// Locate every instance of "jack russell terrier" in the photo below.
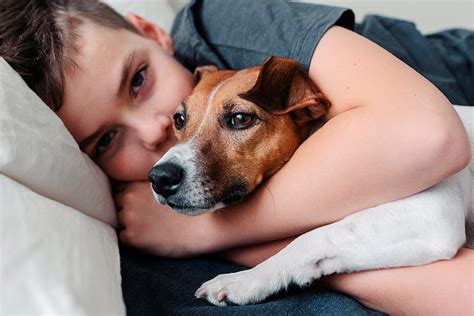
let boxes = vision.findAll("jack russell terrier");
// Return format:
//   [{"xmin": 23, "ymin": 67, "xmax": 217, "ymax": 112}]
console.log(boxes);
[{"xmin": 148, "ymin": 56, "xmax": 473, "ymax": 306}]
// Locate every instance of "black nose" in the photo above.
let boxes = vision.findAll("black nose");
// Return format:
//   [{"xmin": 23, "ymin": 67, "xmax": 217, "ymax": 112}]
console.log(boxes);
[{"xmin": 148, "ymin": 163, "xmax": 183, "ymax": 198}]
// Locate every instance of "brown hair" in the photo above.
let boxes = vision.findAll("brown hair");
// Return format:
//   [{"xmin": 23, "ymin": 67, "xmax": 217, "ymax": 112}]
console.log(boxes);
[{"xmin": 0, "ymin": 0, "xmax": 137, "ymax": 111}]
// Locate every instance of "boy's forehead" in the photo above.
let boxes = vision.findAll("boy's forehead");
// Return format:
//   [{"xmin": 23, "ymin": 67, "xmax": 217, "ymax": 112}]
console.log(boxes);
[
  {"xmin": 73, "ymin": 21, "xmax": 139, "ymax": 72},
  {"xmin": 64, "ymin": 20, "xmax": 152, "ymax": 102}
]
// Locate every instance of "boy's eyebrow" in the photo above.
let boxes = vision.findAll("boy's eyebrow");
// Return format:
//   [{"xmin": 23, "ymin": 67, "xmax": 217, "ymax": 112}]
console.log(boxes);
[{"xmin": 117, "ymin": 50, "xmax": 138, "ymax": 96}]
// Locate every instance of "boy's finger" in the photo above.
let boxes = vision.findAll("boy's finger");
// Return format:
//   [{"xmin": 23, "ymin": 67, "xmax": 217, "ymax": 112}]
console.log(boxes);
[
  {"xmin": 114, "ymin": 193, "xmax": 123, "ymax": 209},
  {"xmin": 118, "ymin": 229, "xmax": 128, "ymax": 245},
  {"xmin": 119, "ymin": 228, "xmax": 134, "ymax": 246},
  {"xmin": 111, "ymin": 180, "xmax": 128, "ymax": 194},
  {"xmin": 117, "ymin": 210, "xmax": 126, "ymax": 226}
]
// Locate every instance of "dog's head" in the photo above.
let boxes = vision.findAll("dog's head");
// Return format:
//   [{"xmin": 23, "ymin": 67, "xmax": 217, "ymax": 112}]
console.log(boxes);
[{"xmin": 149, "ymin": 56, "xmax": 330, "ymax": 215}]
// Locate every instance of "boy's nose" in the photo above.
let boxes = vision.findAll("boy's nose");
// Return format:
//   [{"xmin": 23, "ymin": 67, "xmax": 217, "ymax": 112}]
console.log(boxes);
[
  {"xmin": 139, "ymin": 115, "xmax": 173, "ymax": 150},
  {"xmin": 148, "ymin": 163, "xmax": 183, "ymax": 198}
]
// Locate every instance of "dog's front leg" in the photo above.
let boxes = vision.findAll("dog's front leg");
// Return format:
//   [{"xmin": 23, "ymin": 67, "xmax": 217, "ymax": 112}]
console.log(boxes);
[{"xmin": 196, "ymin": 169, "xmax": 470, "ymax": 306}]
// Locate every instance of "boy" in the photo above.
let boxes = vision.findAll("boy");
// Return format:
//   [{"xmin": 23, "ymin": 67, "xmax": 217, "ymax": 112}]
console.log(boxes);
[{"xmin": 1, "ymin": 0, "xmax": 472, "ymax": 314}]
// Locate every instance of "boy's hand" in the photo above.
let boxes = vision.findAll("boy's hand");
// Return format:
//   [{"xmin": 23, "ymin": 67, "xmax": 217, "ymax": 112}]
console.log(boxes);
[{"xmin": 114, "ymin": 181, "xmax": 212, "ymax": 257}]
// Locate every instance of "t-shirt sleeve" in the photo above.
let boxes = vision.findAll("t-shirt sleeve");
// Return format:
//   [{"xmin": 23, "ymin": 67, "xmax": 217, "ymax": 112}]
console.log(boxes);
[{"xmin": 171, "ymin": 0, "xmax": 354, "ymax": 72}]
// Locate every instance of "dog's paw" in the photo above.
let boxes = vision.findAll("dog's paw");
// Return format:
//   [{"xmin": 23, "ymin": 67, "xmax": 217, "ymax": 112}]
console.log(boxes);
[{"xmin": 195, "ymin": 270, "xmax": 277, "ymax": 306}]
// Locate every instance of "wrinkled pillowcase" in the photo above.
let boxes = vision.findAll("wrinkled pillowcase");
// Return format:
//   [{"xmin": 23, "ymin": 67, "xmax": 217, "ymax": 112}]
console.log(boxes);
[
  {"xmin": 0, "ymin": 57, "xmax": 125, "ymax": 314},
  {"xmin": 0, "ymin": 58, "xmax": 116, "ymax": 226}
]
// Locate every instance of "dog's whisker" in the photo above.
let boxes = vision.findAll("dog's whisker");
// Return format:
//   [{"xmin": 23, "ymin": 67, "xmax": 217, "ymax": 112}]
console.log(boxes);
[{"xmin": 261, "ymin": 182, "xmax": 276, "ymax": 216}]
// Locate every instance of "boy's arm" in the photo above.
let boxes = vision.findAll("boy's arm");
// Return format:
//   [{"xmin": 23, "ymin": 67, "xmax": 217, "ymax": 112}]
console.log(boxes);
[
  {"xmin": 117, "ymin": 27, "xmax": 469, "ymax": 256},
  {"xmin": 326, "ymin": 247, "xmax": 474, "ymax": 315},
  {"xmin": 198, "ymin": 26, "xmax": 470, "ymax": 252},
  {"xmin": 223, "ymin": 240, "xmax": 474, "ymax": 315}
]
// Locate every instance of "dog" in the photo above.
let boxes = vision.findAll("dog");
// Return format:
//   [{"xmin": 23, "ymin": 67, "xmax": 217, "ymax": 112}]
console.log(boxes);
[{"xmin": 148, "ymin": 56, "xmax": 472, "ymax": 306}]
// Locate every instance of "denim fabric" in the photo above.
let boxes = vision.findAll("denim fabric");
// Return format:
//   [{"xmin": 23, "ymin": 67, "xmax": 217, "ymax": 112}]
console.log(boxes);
[{"xmin": 120, "ymin": 246, "xmax": 385, "ymax": 315}]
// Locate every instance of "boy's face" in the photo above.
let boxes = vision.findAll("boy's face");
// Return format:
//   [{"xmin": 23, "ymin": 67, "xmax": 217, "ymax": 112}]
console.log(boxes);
[{"xmin": 58, "ymin": 20, "xmax": 195, "ymax": 181}]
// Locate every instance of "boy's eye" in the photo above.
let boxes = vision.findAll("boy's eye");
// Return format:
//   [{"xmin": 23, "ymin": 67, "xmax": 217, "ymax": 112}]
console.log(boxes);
[
  {"xmin": 95, "ymin": 130, "xmax": 117, "ymax": 157},
  {"xmin": 131, "ymin": 66, "xmax": 147, "ymax": 95}
]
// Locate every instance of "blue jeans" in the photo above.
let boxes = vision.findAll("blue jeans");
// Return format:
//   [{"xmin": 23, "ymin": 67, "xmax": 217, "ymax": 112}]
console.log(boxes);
[{"xmin": 120, "ymin": 246, "xmax": 385, "ymax": 315}]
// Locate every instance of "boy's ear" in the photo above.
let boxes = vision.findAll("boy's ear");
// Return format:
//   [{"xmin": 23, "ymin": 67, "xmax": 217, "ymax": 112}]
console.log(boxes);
[{"xmin": 127, "ymin": 13, "xmax": 174, "ymax": 55}]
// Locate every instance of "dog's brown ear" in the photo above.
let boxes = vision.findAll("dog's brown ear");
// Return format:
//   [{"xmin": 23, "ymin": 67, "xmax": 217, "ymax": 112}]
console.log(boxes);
[
  {"xmin": 239, "ymin": 56, "xmax": 330, "ymax": 125},
  {"xmin": 194, "ymin": 65, "xmax": 219, "ymax": 82}
]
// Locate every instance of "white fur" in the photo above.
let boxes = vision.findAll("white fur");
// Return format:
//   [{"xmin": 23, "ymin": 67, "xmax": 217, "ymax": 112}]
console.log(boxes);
[
  {"xmin": 151, "ymin": 141, "xmax": 227, "ymax": 215},
  {"xmin": 196, "ymin": 167, "xmax": 473, "ymax": 306}
]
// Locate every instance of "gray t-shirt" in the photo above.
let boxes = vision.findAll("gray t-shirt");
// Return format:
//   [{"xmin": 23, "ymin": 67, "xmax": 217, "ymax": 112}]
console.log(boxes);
[
  {"xmin": 170, "ymin": 0, "xmax": 354, "ymax": 72},
  {"xmin": 171, "ymin": 0, "xmax": 473, "ymax": 105}
]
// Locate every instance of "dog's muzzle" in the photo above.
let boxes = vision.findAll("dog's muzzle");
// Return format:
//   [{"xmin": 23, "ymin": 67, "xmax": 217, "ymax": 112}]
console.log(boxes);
[
  {"xmin": 148, "ymin": 142, "xmax": 250, "ymax": 215},
  {"xmin": 148, "ymin": 143, "xmax": 225, "ymax": 215}
]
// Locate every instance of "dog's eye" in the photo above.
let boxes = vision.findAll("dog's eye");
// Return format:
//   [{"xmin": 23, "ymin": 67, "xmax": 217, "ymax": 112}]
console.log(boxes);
[
  {"xmin": 173, "ymin": 112, "xmax": 186, "ymax": 130},
  {"xmin": 228, "ymin": 113, "xmax": 256, "ymax": 130}
]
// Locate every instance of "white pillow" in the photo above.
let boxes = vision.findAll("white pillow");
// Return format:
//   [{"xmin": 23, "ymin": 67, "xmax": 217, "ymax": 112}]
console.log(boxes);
[
  {"xmin": 0, "ymin": 58, "xmax": 123, "ymax": 313},
  {"xmin": 0, "ymin": 175, "xmax": 125, "ymax": 315},
  {"xmin": 0, "ymin": 58, "xmax": 116, "ymax": 226}
]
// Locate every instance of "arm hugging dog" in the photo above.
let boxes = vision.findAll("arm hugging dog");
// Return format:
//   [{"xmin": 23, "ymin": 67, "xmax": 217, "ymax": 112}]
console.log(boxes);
[{"xmin": 149, "ymin": 56, "xmax": 472, "ymax": 306}]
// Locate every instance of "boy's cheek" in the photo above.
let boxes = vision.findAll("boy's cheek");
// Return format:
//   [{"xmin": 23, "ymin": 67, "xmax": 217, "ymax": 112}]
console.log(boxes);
[{"xmin": 101, "ymin": 147, "xmax": 158, "ymax": 181}]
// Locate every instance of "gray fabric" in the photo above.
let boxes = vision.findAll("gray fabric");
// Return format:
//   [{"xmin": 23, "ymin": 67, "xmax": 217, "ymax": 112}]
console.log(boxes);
[
  {"xmin": 171, "ymin": 0, "xmax": 473, "ymax": 105},
  {"xmin": 356, "ymin": 16, "xmax": 473, "ymax": 105},
  {"xmin": 426, "ymin": 29, "xmax": 474, "ymax": 105},
  {"xmin": 171, "ymin": 0, "xmax": 354, "ymax": 71}
]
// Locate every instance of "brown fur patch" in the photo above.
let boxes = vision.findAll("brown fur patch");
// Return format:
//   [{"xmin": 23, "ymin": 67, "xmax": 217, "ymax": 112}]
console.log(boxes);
[{"xmin": 173, "ymin": 57, "xmax": 329, "ymax": 203}]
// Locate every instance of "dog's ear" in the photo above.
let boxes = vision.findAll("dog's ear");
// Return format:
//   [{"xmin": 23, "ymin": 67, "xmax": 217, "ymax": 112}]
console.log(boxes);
[
  {"xmin": 194, "ymin": 65, "xmax": 219, "ymax": 82},
  {"xmin": 239, "ymin": 56, "xmax": 330, "ymax": 125}
]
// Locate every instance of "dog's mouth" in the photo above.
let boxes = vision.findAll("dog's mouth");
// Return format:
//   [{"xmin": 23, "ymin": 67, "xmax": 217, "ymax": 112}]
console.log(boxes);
[
  {"xmin": 218, "ymin": 183, "xmax": 248, "ymax": 205},
  {"xmin": 166, "ymin": 200, "xmax": 219, "ymax": 216},
  {"xmin": 153, "ymin": 182, "xmax": 249, "ymax": 216}
]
